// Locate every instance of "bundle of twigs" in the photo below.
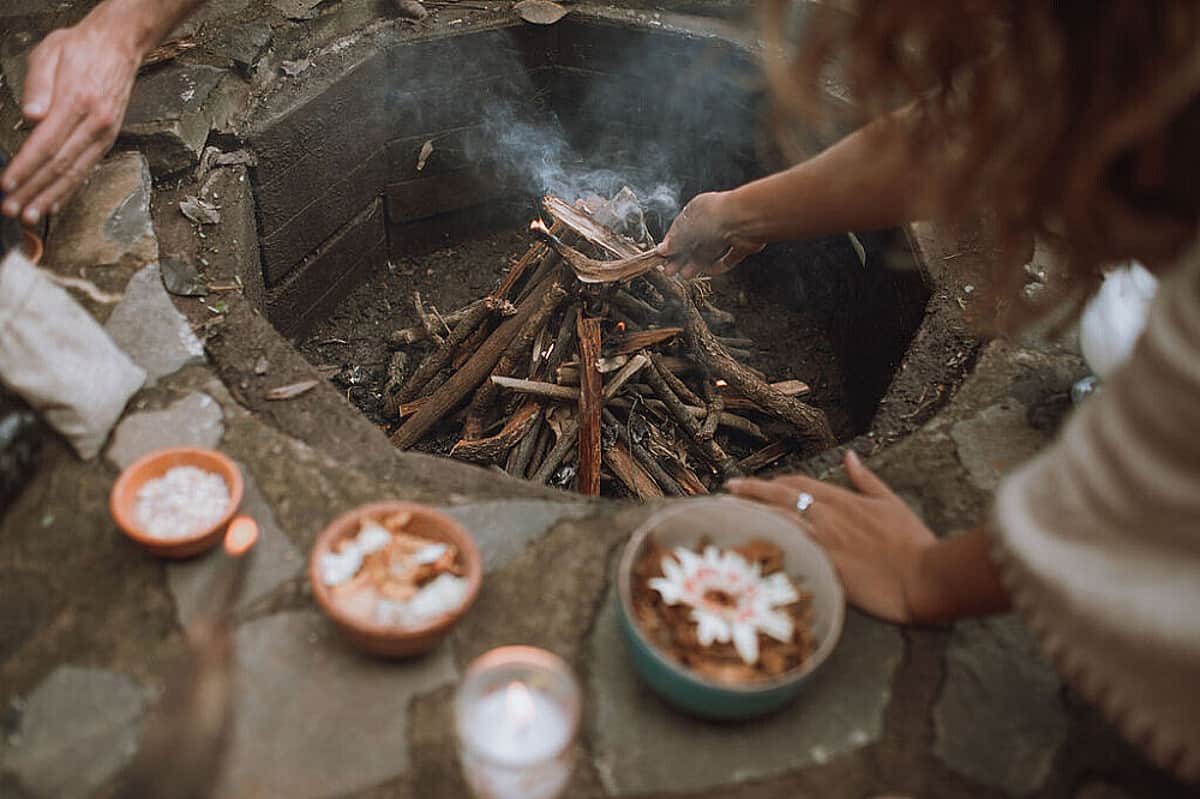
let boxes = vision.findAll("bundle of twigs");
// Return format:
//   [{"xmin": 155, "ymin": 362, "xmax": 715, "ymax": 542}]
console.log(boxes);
[{"xmin": 382, "ymin": 190, "xmax": 835, "ymax": 497}]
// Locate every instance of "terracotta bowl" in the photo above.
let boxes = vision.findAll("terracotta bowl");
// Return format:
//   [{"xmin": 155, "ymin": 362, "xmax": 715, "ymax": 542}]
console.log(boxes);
[
  {"xmin": 309, "ymin": 501, "xmax": 483, "ymax": 658},
  {"xmin": 110, "ymin": 447, "xmax": 245, "ymax": 559},
  {"xmin": 617, "ymin": 496, "xmax": 845, "ymax": 720},
  {"xmin": 21, "ymin": 228, "xmax": 42, "ymax": 264}
]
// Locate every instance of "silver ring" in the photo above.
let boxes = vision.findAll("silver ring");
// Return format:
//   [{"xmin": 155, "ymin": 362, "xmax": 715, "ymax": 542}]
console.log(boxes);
[{"xmin": 795, "ymin": 492, "xmax": 814, "ymax": 514}]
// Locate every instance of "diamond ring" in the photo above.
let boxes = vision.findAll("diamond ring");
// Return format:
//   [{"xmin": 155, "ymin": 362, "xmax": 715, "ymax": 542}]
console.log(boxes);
[{"xmin": 795, "ymin": 492, "xmax": 815, "ymax": 514}]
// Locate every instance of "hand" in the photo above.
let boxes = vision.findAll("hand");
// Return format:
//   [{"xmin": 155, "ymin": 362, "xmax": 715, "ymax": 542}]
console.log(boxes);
[
  {"xmin": 657, "ymin": 191, "xmax": 764, "ymax": 279},
  {"xmin": 725, "ymin": 450, "xmax": 939, "ymax": 625},
  {"xmin": 1, "ymin": 19, "xmax": 142, "ymax": 224}
]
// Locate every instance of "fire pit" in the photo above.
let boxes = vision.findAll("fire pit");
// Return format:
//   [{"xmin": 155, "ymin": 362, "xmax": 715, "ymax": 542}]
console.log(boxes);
[{"xmin": 238, "ymin": 12, "xmax": 945, "ymax": 496}]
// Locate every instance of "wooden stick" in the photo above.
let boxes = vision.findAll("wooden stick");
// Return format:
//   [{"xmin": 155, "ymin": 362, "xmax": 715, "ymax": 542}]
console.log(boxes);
[
  {"xmin": 506, "ymin": 410, "xmax": 544, "ymax": 477},
  {"xmin": 389, "ymin": 298, "xmax": 513, "ymax": 346},
  {"xmin": 531, "ymin": 220, "xmax": 666, "ymax": 284},
  {"xmin": 739, "ymin": 440, "xmax": 797, "ymax": 473},
  {"xmin": 531, "ymin": 426, "xmax": 577, "ymax": 485},
  {"xmin": 576, "ymin": 311, "xmax": 603, "ymax": 496},
  {"xmin": 491, "ymin": 376, "xmax": 578, "ymax": 402},
  {"xmin": 493, "ymin": 222, "xmax": 561, "ymax": 301},
  {"xmin": 412, "ymin": 289, "xmax": 446, "ymax": 346},
  {"xmin": 610, "ymin": 289, "xmax": 662, "ymax": 322},
  {"xmin": 463, "ymin": 283, "xmax": 567, "ymax": 439},
  {"xmin": 606, "ymin": 443, "xmax": 663, "ymax": 499},
  {"xmin": 450, "ymin": 401, "xmax": 541, "ymax": 464},
  {"xmin": 643, "ymin": 356, "xmax": 741, "ymax": 479},
  {"xmin": 606, "ymin": 327, "xmax": 681, "ymax": 356},
  {"xmin": 528, "ymin": 422, "xmax": 553, "ymax": 480},
  {"xmin": 700, "ymin": 378, "xmax": 723, "ymax": 442},
  {"xmin": 649, "ymin": 352, "xmax": 703, "ymax": 407},
  {"xmin": 647, "ymin": 270, "xmax": 836, "ymax": 448},
  {"xmin": 545, "ymin": 304, "xmax": 577, "ymax": 377},
  {"xmin": 393, "ymin": 297, "xmax": 498, "ymax": 407},
  {"xmin": 602, "ymin": 408, "xmax": 683, "ymax": 497},
  {"xmin": 391, "ymin": 274, "xmax": 557, "ymax": 449},
  {"xmin": 664, "ymin": 458, "xmax": 710, "ymax": 495}
]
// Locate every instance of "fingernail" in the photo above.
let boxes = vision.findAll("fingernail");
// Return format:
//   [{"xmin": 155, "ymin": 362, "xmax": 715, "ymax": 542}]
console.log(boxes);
[
  {"xmin": 2, "ymin": 200, "xmax": 18, "ymax": 217},
  {"xmin": 724, "ymin": 478, "xmax": 744, "ymax": 489},
  {"xmin": 846, "ymin": 449, "xmax": 861, "ymax": 467},
  {"xmin": 24, "ymin": 207, "xmax": 39, "ymax": 224},
  {"xmin": 2, "ymin": 178, "xmax": 14, "ymax": 192},
  {"xmin": 24, "ymin": 102, "xmax": 45, "ymax": 116},
  {"xmin": 50, "ymin": 202, "xmax": 60, "ymax": 214}
]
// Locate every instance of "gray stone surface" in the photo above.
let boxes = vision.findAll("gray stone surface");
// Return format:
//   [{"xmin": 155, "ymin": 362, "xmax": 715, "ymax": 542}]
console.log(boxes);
[
  {"xmin": 441, "ymin": 500, "xmax": 594, "ymax": 572},
  {"xmin": 43, "ymin": 152, "xmax": 158, "ymax": 272},
  {"xmin": 167, "ymin": 466, "xmax": 302, "ymax": 627},
  {"xmin": 105, "ymin": 391, "xmax": 225, "ymax": 469},
  {"xmin": 122, "ymin": 63, "xmax": 228, "ymax": 175},
  {"xmin": 587, "ymin": 591, "xmax": 903, "ymax": 795},
  {"xmin": 0, "ymin": 666, "xmax": 145, "ymax": 799},
  {"xmin": 106, "ymin": 264, "xmax": 205, "ymax": 384},
  {"xmin": 950, "ymin": 402, "xmax": 1047, "ymax": 491},
  {"xmin": 934, "ymin": 616, "xmax": 1068, "ymax": 797},
  {"xmin": 206, "ymin": 21, "xmax": 272, "ymax": 69},
  {"xmin": 213, "ymin": 610, "xmax": 456, "ymax": 799}
]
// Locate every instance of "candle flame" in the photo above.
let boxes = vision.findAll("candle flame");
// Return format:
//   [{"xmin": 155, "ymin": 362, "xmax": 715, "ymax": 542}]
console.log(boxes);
[
  {"xmin": 504, "ymin": 681, "xmax": 536, "ymax": 729},
  {"xmin": 224, "ymin": 516, "xmax": 259, "ymax": 557},
  {"xmin": 615, "ymin": 321, "xmax": 626, "ymax": 332}
]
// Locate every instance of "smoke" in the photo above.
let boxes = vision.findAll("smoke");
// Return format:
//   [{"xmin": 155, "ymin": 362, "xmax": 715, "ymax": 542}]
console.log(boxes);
[{"xmin": 459, "ymin": 25, "xmax": 762, "ymax": 238}]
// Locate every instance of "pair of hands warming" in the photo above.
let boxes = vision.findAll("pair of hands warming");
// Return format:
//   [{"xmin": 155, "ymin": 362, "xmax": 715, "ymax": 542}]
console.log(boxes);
[
  {"xmin": 1, "ymin": 14, "xmax": 143, "ymax": 224},
  {"xmin": 660, "ymin": 194, "xmax": 949, "ymax": 625}
]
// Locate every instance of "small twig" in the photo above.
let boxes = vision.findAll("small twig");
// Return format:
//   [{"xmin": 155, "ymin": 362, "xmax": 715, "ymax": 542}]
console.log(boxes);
[{"xmin": 643, "ymin": 356, "xmax": 740, "ymax": 479}]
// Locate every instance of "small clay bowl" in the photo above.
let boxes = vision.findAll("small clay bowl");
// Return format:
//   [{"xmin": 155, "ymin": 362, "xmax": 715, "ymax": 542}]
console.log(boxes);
[
  {"xmin": 617, "ymin": 496, "xmax": 845, "ymax": 721},
  {"xmin": 110, "ymin": 447, "xmax": 245, "ymax": 559},
  {"xmin": 309, "ymin": 501, "xmax": 483, "ymax": 658},
  {"xmin": 21, "ymin": 229, "xmax": 43, "ymax": 264}
]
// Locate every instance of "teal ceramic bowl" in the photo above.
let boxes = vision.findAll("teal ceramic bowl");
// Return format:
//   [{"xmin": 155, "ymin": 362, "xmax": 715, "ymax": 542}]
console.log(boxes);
[{"xmin": 617, "ymin": 496, "xmax": 845, "ymax": 720}]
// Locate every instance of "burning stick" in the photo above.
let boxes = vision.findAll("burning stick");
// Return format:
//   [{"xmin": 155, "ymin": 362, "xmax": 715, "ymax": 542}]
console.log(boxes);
[
  {"xmin": 576, "ymin": 311, "xmax": 604, "ymax": 496},
  {"xmin": 530, "ymin": 219, "xmax": 666, "ymax": 284}
]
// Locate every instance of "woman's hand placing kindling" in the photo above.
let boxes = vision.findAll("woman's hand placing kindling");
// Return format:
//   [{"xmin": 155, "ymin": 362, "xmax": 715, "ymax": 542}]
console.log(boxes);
[
  {"xmin": 657, "ymin": 191, "xmax": 765, "ymax": 279},
  {"xmin": 725, "ymin": 450, "xmax": 941, "ymax": 625}
]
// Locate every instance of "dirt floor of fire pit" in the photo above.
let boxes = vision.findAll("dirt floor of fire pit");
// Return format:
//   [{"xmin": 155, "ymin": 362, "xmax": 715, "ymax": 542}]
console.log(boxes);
[{"xmin": 298, "ymin": 223, "xmax": 860, "ymax": 481}]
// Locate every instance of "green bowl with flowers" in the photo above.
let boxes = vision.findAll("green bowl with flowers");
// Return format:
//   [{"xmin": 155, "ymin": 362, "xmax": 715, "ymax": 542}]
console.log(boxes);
[{"xmin": 617, "ymin": 496, "xmax": 845, "ymax": 720}]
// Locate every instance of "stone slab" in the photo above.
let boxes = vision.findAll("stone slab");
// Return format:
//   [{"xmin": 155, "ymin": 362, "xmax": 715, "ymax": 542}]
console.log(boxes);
[
  {"xmin": 122, "ymin": 63, "xmax": 228, "ymax": 175},
  {"xmin": 105, "ymin": 391, "xmax": 225, "ymax": 470},
  {"xmin": 0, "ymin": 666, "xmax": 145, "ymax": 799},
  {"xmin": 43, "ymin": 152, "xmax": 158, "ymax": 272},
  {"xmin": 105, "ymin": 264, "xmax": 206, "ymax": 384},
  {"xmin": 212, "ymin": 610, "xmax": 455, "ymax": 799},
  {"xmin": 950, "ymin": 402, "xmax": 1048, "ymax": 491},
  {"xmin": 439, "ymin": 499, "xmax": 593, "ymax": 572},
  {"xmin": 166, "ymin": 465, "xmax": 302, "ymax": 627},
  {"xmin": 934, "ymin": 616, "xmax": 1067, "ymax": 797},
  {"xmin": 205, "ymin": 21, "xmax": 272, "ymax": 70},
  {"xmin": 587, "ymin": 593, "xmax": 903, "ymax": 795}
]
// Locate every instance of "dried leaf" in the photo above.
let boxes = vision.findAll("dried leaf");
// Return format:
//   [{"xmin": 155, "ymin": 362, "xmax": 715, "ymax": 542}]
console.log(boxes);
[
  {"xmin": 847, "ymin": 232, "xmax": 867, "ymax": 268},
  {"xmin": 265, "ymin": 380, "xmax": 319, "ymax": 400},
  {"xmin": 515, "ymin": 0, "xmax": 567, "ymax": 25},
  {"xmin": 180, "ymin": 195, "xmax": 221, "ymax": 225},
  {"xmin": 416, "ymin": 139, "xmax": 434, "ymax": 172}
]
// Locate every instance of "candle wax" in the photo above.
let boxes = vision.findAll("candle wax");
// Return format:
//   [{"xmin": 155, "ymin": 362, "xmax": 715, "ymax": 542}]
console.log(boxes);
[{"xmin": 465, "ymin": 686, "xmax": 569, "ymax": 766}]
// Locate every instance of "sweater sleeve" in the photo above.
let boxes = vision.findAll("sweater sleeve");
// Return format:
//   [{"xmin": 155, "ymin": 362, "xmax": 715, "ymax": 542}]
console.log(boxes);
[{"xmin": 992, "ymin": 249, "xmax": 1200, "ymax": 781}]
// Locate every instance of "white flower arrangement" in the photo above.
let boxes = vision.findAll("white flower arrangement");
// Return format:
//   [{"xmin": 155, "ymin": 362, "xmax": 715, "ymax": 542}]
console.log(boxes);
[{"xmin": 648, "ymin": 545, "xmax": 799, "ymax": 665}]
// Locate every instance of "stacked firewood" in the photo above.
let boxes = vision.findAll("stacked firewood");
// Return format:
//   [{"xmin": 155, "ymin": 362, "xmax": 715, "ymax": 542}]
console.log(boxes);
[{"xmin": 382, "ymin": 191, "xmax": 835, "ymax": 497}]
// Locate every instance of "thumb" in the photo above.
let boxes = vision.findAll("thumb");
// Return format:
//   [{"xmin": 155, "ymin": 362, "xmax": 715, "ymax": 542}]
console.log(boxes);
[
  {"xmin": 844, "ymin": 449, "xmax": 891, "ymax": 497},
  {"xmin": 22, "ymin": 35, "xmax": 63, "ymax": 120}
]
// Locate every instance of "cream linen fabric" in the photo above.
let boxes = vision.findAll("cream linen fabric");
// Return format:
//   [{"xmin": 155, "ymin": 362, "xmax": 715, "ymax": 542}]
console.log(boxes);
[
  {"xmin": 0, "ymin": 250, "xmax": 145, "ymax": 459},
  {"xmin": 994, "ymin": 246, "xmax": 1200, "ymax": 780}
]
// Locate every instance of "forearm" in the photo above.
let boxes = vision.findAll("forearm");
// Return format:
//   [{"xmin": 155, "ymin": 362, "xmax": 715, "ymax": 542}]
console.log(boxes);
[
  {"xmin": 911, "ymin": 525, "xmax": 1011, "ymax": 624},
  {"xmin": 721, "ymin": 108, "xmax": 935, "ymax": 244},
  {"xmin": 84, "ymin": 0, "xmax": 207, "ymax": 57}
]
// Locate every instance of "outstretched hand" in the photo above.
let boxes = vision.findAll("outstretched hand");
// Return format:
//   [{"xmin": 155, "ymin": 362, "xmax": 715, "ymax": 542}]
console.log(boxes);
[
  {"xmin": 1, "ymin": 19, "xmax": 142, "ymax": 224},
  {"xmin": 725, "ymin": 450, "xmax": 940, "ymax": 625},
  {"xmin": 657, "ymin": 191, "xmax": 764, "ymax": 279}
]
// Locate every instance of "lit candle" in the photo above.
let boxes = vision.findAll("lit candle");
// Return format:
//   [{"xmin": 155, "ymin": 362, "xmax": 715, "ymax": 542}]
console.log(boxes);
[{"xmin": 456, "ymin": 647, "xmax": 580, "ymax": 799}]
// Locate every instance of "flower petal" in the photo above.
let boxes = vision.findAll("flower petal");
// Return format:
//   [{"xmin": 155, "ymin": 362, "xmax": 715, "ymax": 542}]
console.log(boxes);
[
  {"xmin": 758, "ymin": 609, "xmax": 795, "ymax": 643},
  {"xmin": 732, "ymin": 623, "xmax": 760, "ymax": 664},
  {"xmin": 648, "ymin": 577, "xmax": 684, "ymax": 605},
  {"xmin": 694, "ymin": 609, "xmax": 731, "ymax": 646}
]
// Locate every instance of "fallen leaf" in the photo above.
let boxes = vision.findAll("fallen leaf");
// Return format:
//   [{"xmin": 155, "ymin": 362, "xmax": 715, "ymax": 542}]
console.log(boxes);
[
  {"xmin": 416, "ymin": 139, "xmax": 434, "ymax": 172},
  {"xmin": 180, "ymin": 195, "xmax": 221, "ymax": 225},
  {"xmin": 515, "ymin": 0, "xmax": 567, "ymax": 25},
  {"xmin": 265, "ymin": 380, "xmax": 320, "ymax": 400},
  {"xmin": 847, "ymin": 232, "xmax": 867, "ymax": 268}
]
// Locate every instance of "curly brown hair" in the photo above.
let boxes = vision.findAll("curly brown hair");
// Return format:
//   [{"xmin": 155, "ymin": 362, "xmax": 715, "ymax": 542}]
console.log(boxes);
[{"xmin": 762, "ymin": 0, "xmax": 1200, "ymax": 327}]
